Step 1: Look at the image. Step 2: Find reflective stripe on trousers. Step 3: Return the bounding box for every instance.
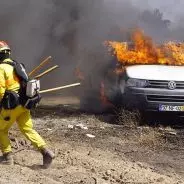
[0,105,46,153]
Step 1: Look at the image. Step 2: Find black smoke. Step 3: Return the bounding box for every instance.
[0,0,183,101]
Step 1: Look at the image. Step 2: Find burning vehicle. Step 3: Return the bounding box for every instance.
[105,29,184,113]
[76,29,184,114]
[119,64,184,112]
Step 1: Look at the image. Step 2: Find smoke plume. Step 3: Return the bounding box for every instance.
[0,0,183,98]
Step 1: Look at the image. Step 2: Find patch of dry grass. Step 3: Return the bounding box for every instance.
[138,127,164,148]
[116,108,141,127]
[116,108,165,148]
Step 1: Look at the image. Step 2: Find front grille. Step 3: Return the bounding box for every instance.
[147,80,184,89]
[147,95,184,103]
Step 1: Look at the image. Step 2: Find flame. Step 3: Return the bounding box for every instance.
[105,29,184,66]
[100,81,115,107]
[74,67,85,80]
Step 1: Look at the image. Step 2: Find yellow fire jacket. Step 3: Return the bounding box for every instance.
[0,58,20,100]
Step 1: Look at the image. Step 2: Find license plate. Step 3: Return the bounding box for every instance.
[159,105,184,112]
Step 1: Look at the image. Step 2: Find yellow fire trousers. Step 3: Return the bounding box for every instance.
[0,105,46,153]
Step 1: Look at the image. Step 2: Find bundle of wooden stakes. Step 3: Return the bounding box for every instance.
[28,56,81,94]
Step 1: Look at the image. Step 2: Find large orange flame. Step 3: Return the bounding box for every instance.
[105,29,184,66]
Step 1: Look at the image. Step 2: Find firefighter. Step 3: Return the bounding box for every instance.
[0,41,55,168]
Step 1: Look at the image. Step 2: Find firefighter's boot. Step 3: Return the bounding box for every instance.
[41,148,55,169]
[2,152,14,165]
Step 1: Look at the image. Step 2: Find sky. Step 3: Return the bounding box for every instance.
[131,0,184,21]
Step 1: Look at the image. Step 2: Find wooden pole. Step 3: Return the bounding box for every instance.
[34,65,59,79]
[39,83,81,94]
[29,56,52,77]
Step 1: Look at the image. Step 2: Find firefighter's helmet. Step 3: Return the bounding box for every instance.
[0,41,10,52]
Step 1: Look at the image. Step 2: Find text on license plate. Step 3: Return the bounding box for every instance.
[159,105,184,111]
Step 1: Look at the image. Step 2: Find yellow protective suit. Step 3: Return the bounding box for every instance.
[0,58,46,153]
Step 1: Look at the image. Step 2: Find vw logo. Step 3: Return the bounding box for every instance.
[168,81,176,90]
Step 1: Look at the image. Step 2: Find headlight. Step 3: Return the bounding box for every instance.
[126,78,148,87]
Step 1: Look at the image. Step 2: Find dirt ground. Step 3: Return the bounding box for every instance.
[0,96,184,184]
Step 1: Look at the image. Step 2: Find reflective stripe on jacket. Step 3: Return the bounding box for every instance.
[0,58,20,100]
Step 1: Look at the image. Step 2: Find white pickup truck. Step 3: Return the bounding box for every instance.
[119,64,184,112]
